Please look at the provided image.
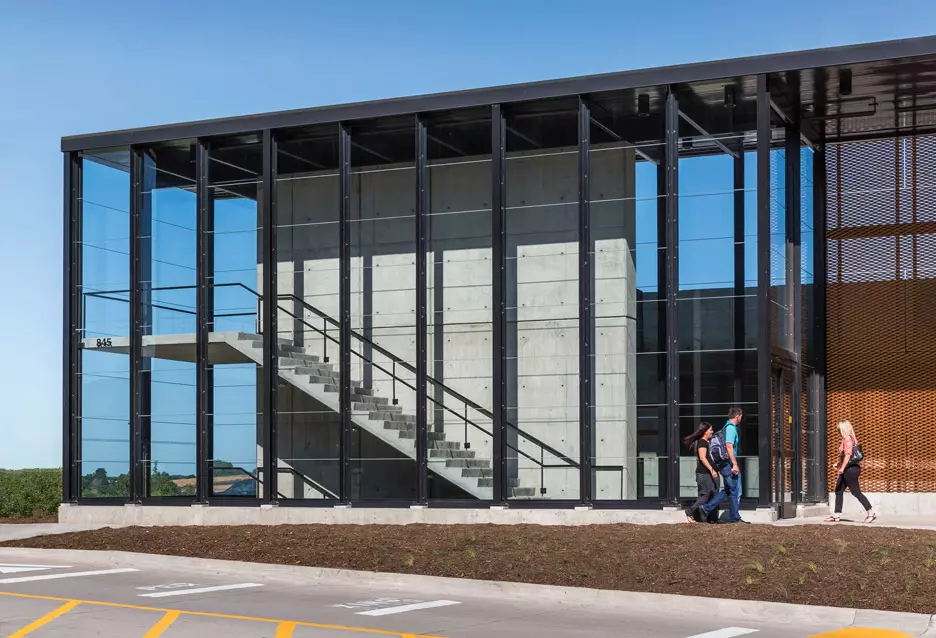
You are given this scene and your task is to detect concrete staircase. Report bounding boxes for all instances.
[225,333,537,500]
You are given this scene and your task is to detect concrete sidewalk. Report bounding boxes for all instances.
[0,523,111,542]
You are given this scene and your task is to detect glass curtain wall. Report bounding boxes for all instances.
[273,126,342,501]
[587,88,667,501]
[425,109,494,501]
[349,117,418,501]
[138,141,198,497]
[504,98,581,500]
[78,149,132,497]
[676,82,759,500]
[206,135,264,498]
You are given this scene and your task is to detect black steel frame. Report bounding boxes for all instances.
[69,37,926,512]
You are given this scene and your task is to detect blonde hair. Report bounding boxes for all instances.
[838,420,856,441]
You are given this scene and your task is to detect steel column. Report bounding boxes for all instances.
[195,140,212,502]
[415,116,429,504]
[664,88,680,505]
[785,87,803,503]
[63,152,79,503]
[260,129,278,503]
[756,74,773,508]
[578,97,594,504]
[733,154,745,404]
[491,104,508,506]
[813,143,828,499]
[129,147,145,502]
[338,123,353,505]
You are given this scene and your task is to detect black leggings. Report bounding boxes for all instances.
[834,465,872,513]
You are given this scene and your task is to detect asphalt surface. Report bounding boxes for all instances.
[0,550,920,637]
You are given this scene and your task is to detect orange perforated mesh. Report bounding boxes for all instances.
[826,135,936,493]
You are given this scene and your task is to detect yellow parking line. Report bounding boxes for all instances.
[810,629,912,637]
[0,591,444,637]
[275,621,297,637]
[144,610,181,637]
[9,599,81,637]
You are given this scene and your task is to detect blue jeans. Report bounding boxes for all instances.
[702,465,742,522]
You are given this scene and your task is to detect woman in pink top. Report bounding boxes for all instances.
[825,420,876,523]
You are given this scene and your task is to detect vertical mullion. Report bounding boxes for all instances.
[261,129,278,503]
[733,154,745,404]
[63,153,77,503]
[195,140,210,503]
[491,104,507,506]
[129,147,144,503]
[786,115,802,504]
[664,88,680,506]
[577,97,593,504]
[339,123,352,505]
[756,74,773,508]
[814,142,828,500]
[415,116,429,505]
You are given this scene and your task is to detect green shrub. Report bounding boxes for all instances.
[0,469,61,518]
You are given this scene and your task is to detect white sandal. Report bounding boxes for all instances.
[824,515,841,523]
[864,512,877,524]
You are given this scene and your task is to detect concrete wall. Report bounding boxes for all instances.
[273,144,638,499]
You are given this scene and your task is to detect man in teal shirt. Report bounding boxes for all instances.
[701,407,747,524]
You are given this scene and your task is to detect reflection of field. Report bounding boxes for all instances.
[171,476,246,491]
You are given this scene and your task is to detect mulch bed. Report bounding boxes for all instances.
[5,523,936,614]
[0,515,57,524]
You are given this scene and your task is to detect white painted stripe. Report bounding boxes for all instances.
[685,629,759,638]
[139,583,264,598]
[0,568,138,584]
[356,600,461,616]
[0,564,72,574]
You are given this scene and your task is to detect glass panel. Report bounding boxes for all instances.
[676,80,759,505]
[426,110,494,500]
[79,150,131,497]
[207,135,263,497]
[588,87,666,500]
[274,126,341,501]
[349,117,417,500]
[139,141,197,497]
[506,98,581,500]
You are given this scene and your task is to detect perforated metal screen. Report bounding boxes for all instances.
[826,135,936,492]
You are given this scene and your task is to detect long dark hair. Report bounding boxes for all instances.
[682,422,713,452]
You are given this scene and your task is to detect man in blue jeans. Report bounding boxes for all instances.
[701,407,748,524]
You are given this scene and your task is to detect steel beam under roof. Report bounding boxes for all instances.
[62,36,936,152]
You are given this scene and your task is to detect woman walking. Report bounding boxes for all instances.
[826,420,876,523]
[683,422,719,523]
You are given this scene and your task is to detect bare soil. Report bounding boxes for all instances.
[5,523,936,614]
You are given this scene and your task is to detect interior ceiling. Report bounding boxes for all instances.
[84,52,936,193]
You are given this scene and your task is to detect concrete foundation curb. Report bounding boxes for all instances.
[0,547,931,633]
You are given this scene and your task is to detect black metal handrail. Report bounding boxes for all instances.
[277,292,579,470]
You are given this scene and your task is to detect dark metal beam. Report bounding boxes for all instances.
[129,147,145,502]
[786,80,803,504]
[664,88,680,506]
[677,108,741,158]
[195,140,212,503]
[260,129,278,504]
[62,36,936,152]
[62,152,78,503]
[338,124,353,505]
[756,74,773,509]
[578,97,593,505]
[491,104,508,506]
[415,116,429,505]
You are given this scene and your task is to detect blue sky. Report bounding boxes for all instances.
[0,0,934,470]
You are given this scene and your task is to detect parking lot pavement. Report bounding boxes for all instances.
[0,552,921,637]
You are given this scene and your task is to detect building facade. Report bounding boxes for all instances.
[61,37,936,521]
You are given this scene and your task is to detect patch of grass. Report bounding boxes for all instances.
[924,549,936,569]
[465,547,477,560]
[776,545,789,555]
[404,555,415,568]
[744,575,757,586]
[796,572,808,586]
[834,538,850,555]
[745,559,765,573]
[807,562,819,574]
[905,571,921,593]
[874,547,891,566]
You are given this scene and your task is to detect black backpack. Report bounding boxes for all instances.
[709,429,730,467]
